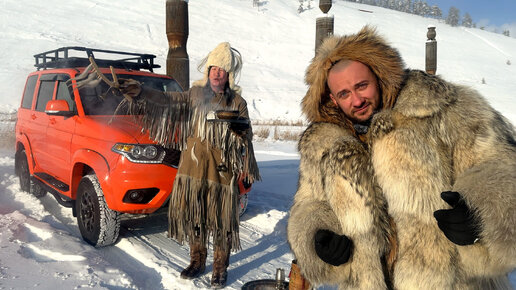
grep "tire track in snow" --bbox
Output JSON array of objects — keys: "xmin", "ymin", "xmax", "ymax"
[{"xmin": 463, "ymin": 28, "xmax": 513, "ymax": 58}]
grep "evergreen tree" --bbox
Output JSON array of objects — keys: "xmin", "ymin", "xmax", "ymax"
[
  {"xmin": 387, "ymin": 0, "xmax": 396, "ymax": 9},
  {"xmin": 377, "ymin": 0, "xmax": 388, "ymax": 8},
  {"xmin": 412, "ymin": 0, "xmax": 424, "ymax": 15},
  {"xmin": 429, "ymin": 5, "xmax": 442, "ymax": 19},
  {"xmin": 446, "ymin": 6, "xmax": 460, "ymax": 27},
  {"xmin": 399, "ymin": 0, "xmax": 412, "ymax": 13},
  {"xmin": 412, "ymin": 1, "xmax": 430, "ymax": 16},
  {"xmin": 422, "ymin": 1, "xmax": 430, "ymax": 16},
  {"xmin": 462, "ymin": 13, "xmax": 473, "ymax": 28}
]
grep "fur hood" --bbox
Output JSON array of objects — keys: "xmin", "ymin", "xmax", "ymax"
[{"xmin": 302, "ymin": 26, "xmax": 405, "ymax": 127}]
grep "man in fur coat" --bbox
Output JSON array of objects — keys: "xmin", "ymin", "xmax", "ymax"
[
  {"xmin": 122, "ymin": 42, "xmax": 259, "ymax": 288},
  {"xmin": 287, "ymin": 26, "xmax": 516, "ymax": 289}
]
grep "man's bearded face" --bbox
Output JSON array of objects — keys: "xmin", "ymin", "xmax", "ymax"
[{"xmin": 328, "ymin": 60, "xmax": 380, "ymax": 123}]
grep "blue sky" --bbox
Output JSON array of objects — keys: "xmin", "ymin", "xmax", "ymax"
[{"xmin": 426, "ymin": 0, "xmax": 516, "ymax": 27}]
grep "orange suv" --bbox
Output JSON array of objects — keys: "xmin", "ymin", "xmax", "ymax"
[{"xmin": 15, "ymin": 47, "xmax": 250, "ymax": 247}]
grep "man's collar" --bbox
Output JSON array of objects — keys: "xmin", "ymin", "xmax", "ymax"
[{"xmin": 353, "ymin": 118, "xmax": 372, "ymax": 135}]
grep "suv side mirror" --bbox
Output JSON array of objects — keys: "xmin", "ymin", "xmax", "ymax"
[{"xmin": 45, "ymin": 100, "xmax": 75, "ymax": 117}]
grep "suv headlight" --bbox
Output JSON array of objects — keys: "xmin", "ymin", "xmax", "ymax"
[{"xmin": 112, "ymin": 143, "xmax": 165, "ymax": 163}]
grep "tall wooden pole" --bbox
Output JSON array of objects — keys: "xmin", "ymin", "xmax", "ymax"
[
  {"xmin": 166, "ymin": 0, "xmax": 189, "ymax": 90},
  {"xmin": 425, "ymin": 26, "xmax": 437, "ymax": 75},
  {"xmin": 315, "ymin": 0, "xmax": 334, "ymax": 53}
]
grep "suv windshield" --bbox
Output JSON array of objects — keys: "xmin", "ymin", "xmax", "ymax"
[{"xmin": 79, "ymin": 75, "xmax": 182, "ymax": 115}]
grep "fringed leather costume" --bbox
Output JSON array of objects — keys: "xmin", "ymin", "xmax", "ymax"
[{"xmin": 128, "ymin": 83, "xmax": 259, "ymax": 251}]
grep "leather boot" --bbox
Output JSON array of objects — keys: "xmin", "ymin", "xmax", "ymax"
[
  {"xmin": 180, "ymin": 242, "xmax": 207, "ymax": 279},
  {"xmin": 210, "ymin": 245, "xmax": 230, "ymax": 288}
]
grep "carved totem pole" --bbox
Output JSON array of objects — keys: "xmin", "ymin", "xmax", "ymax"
[
  {"xmin": 426, "ymin": 26, "xmax": 437, "ymax": 75},
  {"xmin": 166, "ymin": 0, "xmax": 190, "ymax": 90},
  {"xmin": 315, "ymin": 0, "xmax": 334, "ymax": 52}
]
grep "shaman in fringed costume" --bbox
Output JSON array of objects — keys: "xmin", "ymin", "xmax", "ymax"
[
  {"xmin": 126, "ymin": 42, "xmax": 259, "ymax": 287},
  {"xmin": 287, "ymin": 26, "xmax": 516, "ymax": 289}
]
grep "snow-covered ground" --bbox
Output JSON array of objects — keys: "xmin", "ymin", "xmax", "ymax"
[
  {"xmin": 0, "ymin": 0, "xmax": 515, "ymax": 289},
  {"xmin": 0, "ymin": 143, "xmax": 300, "ymax": 289}
]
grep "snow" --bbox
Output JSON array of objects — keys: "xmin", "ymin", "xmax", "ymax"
[{"xmin": 0, "ymin": 0, "xmax": 515, "ymax": 289}]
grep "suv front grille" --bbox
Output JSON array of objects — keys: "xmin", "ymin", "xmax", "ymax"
[{"xmin": 162, "ymin": 148, "xmax": 181, "ymax": 168}]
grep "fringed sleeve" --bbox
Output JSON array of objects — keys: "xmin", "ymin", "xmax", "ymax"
[
  {"xmin": 230, "ymin": 97, "xmax": 260, "ymax": 183},
  {"xmin": 127, "ymin": 87, "xmax": 192, "ymax": 150}
]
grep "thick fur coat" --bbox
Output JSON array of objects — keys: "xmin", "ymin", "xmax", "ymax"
[{"xmin": 287, "ymin": 26, "xmax": 516, "ymax": 289}]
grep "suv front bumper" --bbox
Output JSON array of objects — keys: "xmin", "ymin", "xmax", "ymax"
[{"xmin": 101, "ymin": 156, "xmax": 178, "ymax": 214}]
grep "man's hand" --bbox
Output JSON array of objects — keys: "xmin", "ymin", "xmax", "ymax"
[
  {"xmin": 314, "ymin": 229, "xmax": 352, "ymax": 266},
  {"xmin": 434, "ymin": 191, "xmax": 480, "ymax": 246}
]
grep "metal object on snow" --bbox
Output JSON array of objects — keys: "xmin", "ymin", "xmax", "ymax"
[{"xmin": 241, "ymin": 268, "xmax": 289, "ymax": 290}]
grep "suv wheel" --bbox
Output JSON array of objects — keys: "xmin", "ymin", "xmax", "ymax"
[
  {"xmin": 16, "ymin": 150, "xmax": 46, "ymax": 197},
  {"xmin": 238, "ymin": 193, "xmax": 248, "ymax": 217},
  {"xmin": 76, "ymin": 174, "xmax": 120, "ymax": 247}
]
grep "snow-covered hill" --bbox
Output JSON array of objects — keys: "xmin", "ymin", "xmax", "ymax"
[
  {"xmin": 0, "ymin": 0, "xmax": 515, "ymax": 289},
  {"xmin": 1, "ymin": 0, "xmax": 515, "ymax": 123}
]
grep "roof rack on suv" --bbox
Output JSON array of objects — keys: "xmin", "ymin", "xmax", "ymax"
[{"xmin": 34, "ymin": 46, "xmax": 160, "ymax": 72}]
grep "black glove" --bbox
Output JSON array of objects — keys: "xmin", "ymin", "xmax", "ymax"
[
  {"xmin": 314, "ymin": 229, "xmax": 352, "ymax": 266},
  {"xmin": 229, "ymin": 119, "xmax": 250, "ymax": 135},
  {"xmin": 433, "ymin": 191, "xmax": 480, "ymax": 246}
]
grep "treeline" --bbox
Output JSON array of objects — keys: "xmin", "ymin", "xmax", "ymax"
[{"xmin": 296, "ymin": 0, "xmax": 510, "ymax": 37}]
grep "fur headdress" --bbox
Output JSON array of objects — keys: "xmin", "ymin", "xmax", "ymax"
[
  {"xmin": 302, "ymin": 26, "xmax": 406, "ymax": 126},
  {"xmin": 192, "ymin": 42, "xmax": 243, "ymax": 94}
]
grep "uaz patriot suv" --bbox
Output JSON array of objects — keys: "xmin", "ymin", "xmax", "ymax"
[{"xmin": 15, "ymin": 47, "xmax": 250, "ymax": 247}]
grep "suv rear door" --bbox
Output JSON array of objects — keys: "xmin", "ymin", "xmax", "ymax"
[
  {"xmin": 17, "ymin": 74, "xmax": 39, "ymax": 145},
  {"xmin": 30, "ymin": 74, "xmax": 54, "ymax": 173},
  {"xmin": 45, "ymin": 73, "xmax": 76, "ymax": 187}
]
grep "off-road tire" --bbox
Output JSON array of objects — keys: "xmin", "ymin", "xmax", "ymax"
[
  {"xmin": 16, "ymin": 149, "xmax": 46, "ymax": 197},
  {"xmin": 76, "ymin": 174, "xmax": 120, "ymax": 247},
  {"xmin": 238, "ymin": 193, "xmax": 248, "ymax": 217}
]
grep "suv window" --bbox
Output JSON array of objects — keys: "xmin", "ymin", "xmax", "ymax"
[
  {"xmin": 79, "ymin": 75, "xmax": 181, "ymax": 116},
  {"xmin": 56, "ymin": 80, "xmax": 75, "ymax": 111},
  {"xmin": 36, "ymin": 80, "xmax": 55, "ymax": 112},
  {"xmin": 21, "ymin": 75, "xmax": 38, "ymax": 109}
]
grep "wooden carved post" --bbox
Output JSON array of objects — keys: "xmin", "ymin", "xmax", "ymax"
[
  {"xmin": 426, "ymin": 26, "xmax": 437, "ymax": 75},
  {"xmin": 315, "ymin": 0, "xmax": 334, "ymax": 53},
  {"xmin": 166, "ymin": 0, "xmax": 190, "ymax": 90}
]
